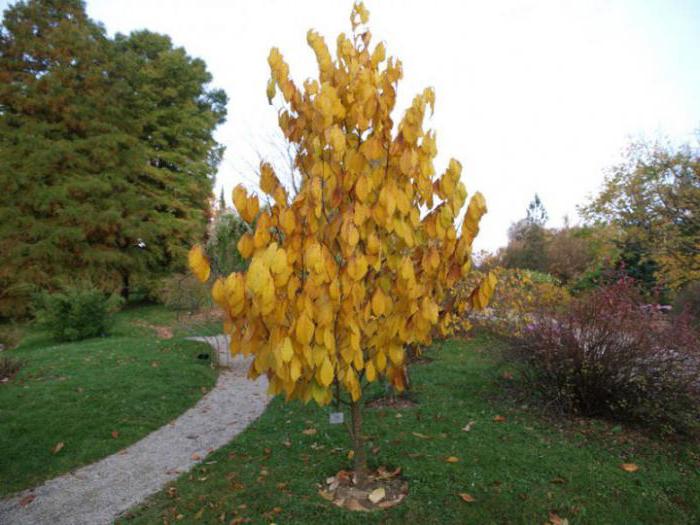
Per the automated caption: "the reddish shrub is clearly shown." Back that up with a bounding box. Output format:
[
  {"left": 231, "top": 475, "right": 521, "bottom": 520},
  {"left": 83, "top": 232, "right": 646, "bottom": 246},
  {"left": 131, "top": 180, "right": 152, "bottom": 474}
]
[
  {"left": 509, "top": 278, "right": 700, "bottom": 433},
  {"left": 0, "top": 355, "right": 22, "bottom": 382}
]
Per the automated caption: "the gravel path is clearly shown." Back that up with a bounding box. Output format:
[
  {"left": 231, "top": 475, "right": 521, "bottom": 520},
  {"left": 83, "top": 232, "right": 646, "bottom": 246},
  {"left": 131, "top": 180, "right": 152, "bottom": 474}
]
[{"left": 0, "top": 336, "right": 269, "bottom": 525}]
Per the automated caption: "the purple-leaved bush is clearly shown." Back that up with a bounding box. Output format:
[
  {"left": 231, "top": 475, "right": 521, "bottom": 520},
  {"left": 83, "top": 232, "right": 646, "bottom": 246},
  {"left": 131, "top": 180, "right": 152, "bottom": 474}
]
[{"left": 510, "top": 278, "right": 700, "bottom": 433}]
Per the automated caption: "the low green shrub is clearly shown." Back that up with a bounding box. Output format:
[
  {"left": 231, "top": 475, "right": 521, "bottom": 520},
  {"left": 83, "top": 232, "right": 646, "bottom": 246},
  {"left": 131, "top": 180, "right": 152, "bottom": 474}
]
[
  {"left": 0, "top": 323, "right": 23, "bottom": 350},
  {"left": 155, "top": 273, "right": 210, "bottom": 312},
  {"left": 207, "top": 211, "right": 249, "bottom": 276},
  {"left": 35, "top": 286, "right": 123, "bottom": 342}
]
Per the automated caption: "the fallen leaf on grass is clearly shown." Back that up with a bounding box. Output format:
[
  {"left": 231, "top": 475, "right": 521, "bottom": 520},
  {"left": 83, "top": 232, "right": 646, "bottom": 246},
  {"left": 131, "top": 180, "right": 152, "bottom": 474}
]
[
  {"left": 550, "top": 476, "right": 567, "bottom": 484},
  {"left": 19, "top": 495, "right": 35, "bottom": 507},
  {"left": 376, "top": 465, "right": 401, "bottom": 479},
  {"left": 445, "top": 456, "right": 460, "bottom": 463},
  {"left": 547, "top": 512, "right": 570, "bottom": 525},
  {"left": 111, "top": 431, "right": 119, "bottom": 439},
  {"left": 462, "top": 421, "right": 475, "bottom": 432},
  {"left": 620, "top": 463, "right": 639, "bottom": 472},
  {"left": 502, "top": 371, "right": 514, "bottom": 380},
  {"left": 458, "top": 493, "right": 476, "bottom": 503},
  {"left": 412, "top": 431, "right": 430, "bottom": 439},
  {"left": 335, "top": 470, "right": 352, "bottom": 482},
  {"left": 368, "top": 487, "right": 386, "bottom": 504},
  {"left": 493, "top": 415, "right": 506, "bottom": 423},
  {"left": 262, "top": 506, "right": 282, "bottom": 520},
  {"left": 325, "top": 476, "right": 339, "bottom": 491},
  {"left": 347, "top": 450, "right": 355, "bottom": 460},
  {"left": 345, "top": 498, "right": 370, "bottom": 512},
  {"left": 377, "top": 494, "right": 406, "bottom": 509},
  {"left": 52, "top": 442, "right": 64, "bottom": 455},
  {"left": 302, "top": 428, "right": 317, "bottom": 436}
]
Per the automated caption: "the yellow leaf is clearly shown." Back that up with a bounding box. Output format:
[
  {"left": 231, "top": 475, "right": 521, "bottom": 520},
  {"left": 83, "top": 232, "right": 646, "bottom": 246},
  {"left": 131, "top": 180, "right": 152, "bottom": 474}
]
[
  {"left": 246, "top": 257, "right": 270, "bottom": 294},
  {"left": 621, "top": 463, "right": 639, "bottom": 473},
  {"left": 269, "top": 247, "right": 288, "bottom": 275},
  {"left": 279, "top": 337, "right": 294, "bottom": 363},
  {"left": 232, "top": 184, "right": 248, "bottom": 218},
  {"left": 296, "top": 313, "right": 315, "bottom": 345},
  {"left": 371, "top": 288, "right": 385, "bottom": 316},
  {"left": 290, "top": 355, "right": 302, "bottom": 381},
  {"left": 375, "top": 351, "right": 387, "bottom": 372},
  {"left": 279, "top": 208, "right": 296, "bottom": 235},
  {"left": 260, "top": 163, "right": 278, "bottom": 195},
  {"left": 327, "top": 125, "right": 345, "bottom": 155},
  {"left": 237, "top": 233, "right": 254, "bottom": 259},
  {"left": 389, "top": 345, "right": 404, "bottom": 365},
  {"left": 266, "top": 77, "right": 276, "bottom": 104},
  {"left": 188, "top": 245, "right": 210, "bottom": 283},
  {"left": 365, "top": 360, "right": 376, "bottom": 382},
  {"left": 446, "top": 456, "right": 460, "bottom": 463},
  {"left": 305, "top": 242, "right": 324, "bottom": 273},
  {"left": 211, "top": 278, "right": 226, "bottom": 306},
  {"left": 399, "top": 149, "right": 416, "bottom": 175},
  {"left": 355, "top": 176, "right": 369, "bottom": 203},
  {"left": 368, "top": 487, "right": 385, "bottom": 504},
  {"left": 245, "top": 195, "right": 260, "bottom": 224},
  {"left": 319, "top": 357, "right": 334, "bottom": 387},
  {"left": 347, "top": 255, "right": 368, "bottom": 281}
]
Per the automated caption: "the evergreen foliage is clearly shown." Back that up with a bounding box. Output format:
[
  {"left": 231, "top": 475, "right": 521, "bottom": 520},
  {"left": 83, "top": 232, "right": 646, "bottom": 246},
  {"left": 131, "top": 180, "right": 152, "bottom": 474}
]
[
  {"left": 35, "top": 284, "right": 122, "bottom": 342},
  {"left": 0, "top": 0, "right": 227, "bottom": 317}
]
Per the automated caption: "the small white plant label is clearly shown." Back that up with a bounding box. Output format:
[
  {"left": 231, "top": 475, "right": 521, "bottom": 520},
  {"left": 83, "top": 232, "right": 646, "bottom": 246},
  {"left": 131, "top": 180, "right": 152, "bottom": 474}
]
[{"left": 329, "top": 412, "right": 344, "bottom": 424}]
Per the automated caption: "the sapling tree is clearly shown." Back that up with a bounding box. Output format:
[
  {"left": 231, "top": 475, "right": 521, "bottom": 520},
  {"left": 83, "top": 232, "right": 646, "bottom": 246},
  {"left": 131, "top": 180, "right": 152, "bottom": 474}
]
[{"left": 189, "top": 2, "right": 495, "bottom": 484}]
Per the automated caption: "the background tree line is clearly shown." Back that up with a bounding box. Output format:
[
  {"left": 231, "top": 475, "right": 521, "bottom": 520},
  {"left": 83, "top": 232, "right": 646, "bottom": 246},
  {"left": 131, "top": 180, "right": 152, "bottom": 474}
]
[
  {"left": 0, "top": 0, "right": 227, "bottom": 318},
  {"left": 485, "top": 137, "right": 699, "bottom": 306}
]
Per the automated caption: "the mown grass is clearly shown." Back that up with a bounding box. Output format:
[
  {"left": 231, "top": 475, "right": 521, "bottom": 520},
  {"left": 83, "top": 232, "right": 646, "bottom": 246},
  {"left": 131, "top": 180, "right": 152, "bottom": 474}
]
[
  {"left": 0, "top": 305, "right": 217, "bottom": 496},
  {"left": 120, "top": 335, "right": 700, "bottom": 525}
]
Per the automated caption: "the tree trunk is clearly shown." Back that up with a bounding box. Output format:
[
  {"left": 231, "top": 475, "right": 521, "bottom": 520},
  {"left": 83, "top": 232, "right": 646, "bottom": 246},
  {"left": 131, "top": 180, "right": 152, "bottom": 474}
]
[
  {"left": 350, "top": 399, "right": 368, "bottom": 487},
  {"left": 120, "top": 271, "right": 130, "bottom": 301}
]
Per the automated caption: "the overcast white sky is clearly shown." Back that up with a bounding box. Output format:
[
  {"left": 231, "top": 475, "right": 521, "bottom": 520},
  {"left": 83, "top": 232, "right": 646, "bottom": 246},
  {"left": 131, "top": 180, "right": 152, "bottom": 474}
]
[{"left": 6, "top": 0, "right": 699, "bottom": 251}]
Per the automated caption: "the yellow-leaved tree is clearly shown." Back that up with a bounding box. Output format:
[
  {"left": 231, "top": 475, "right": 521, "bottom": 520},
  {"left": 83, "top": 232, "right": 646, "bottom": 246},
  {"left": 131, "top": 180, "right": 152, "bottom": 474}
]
[{"left": 189, "top": 2, "right": 495, "bottom": 482}]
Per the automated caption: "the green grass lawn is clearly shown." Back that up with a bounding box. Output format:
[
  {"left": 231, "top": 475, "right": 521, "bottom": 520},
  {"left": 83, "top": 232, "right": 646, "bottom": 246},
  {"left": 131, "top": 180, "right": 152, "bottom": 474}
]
[
  {"left": 119, "top": 335, "right": 700, "bottom": 525},
  {"left": 0, "top": 304, "right": 217, "bottom": 496}
]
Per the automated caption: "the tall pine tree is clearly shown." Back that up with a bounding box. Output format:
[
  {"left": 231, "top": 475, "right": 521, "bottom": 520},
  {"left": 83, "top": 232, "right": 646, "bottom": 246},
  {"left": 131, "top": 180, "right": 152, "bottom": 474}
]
[{"left": 0, "top": 0, "right": 227, "bottom": 316}]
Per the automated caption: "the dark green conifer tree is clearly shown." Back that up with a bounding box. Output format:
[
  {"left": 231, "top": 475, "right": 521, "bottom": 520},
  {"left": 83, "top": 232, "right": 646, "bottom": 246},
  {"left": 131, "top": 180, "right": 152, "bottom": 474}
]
[{"left": 0, "top": 0, "right": 227, "bottom": 316}]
